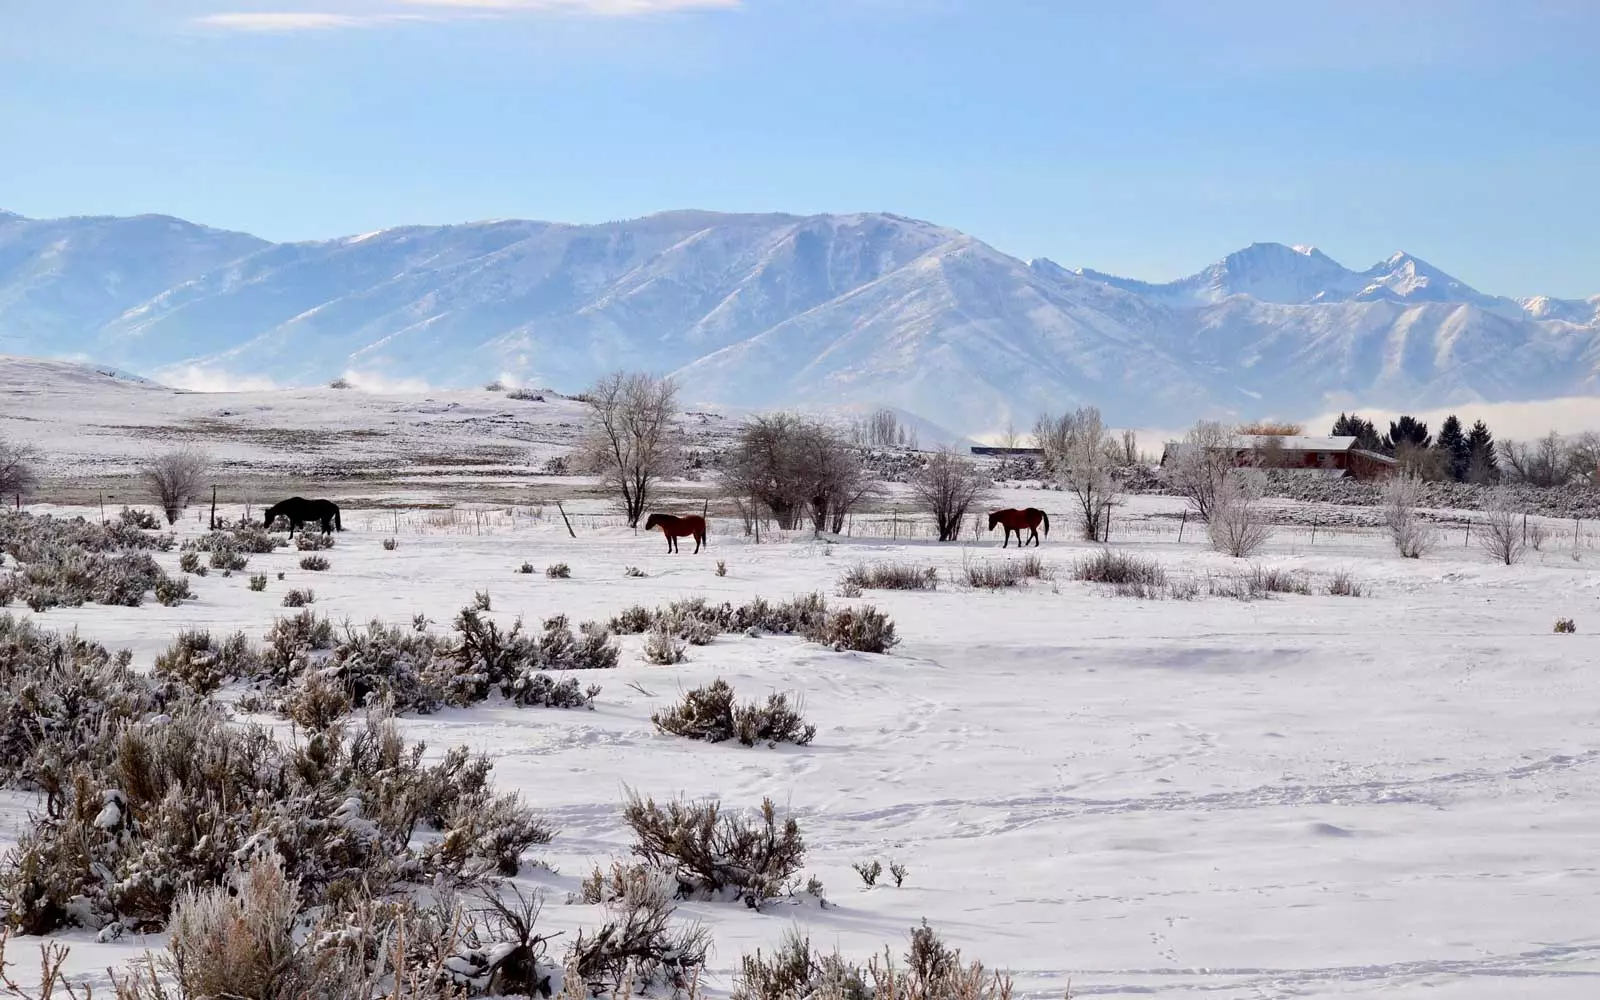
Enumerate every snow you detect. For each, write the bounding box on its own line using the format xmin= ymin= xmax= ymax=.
xmin=3 ymin=484 xmax=1599 ymax=997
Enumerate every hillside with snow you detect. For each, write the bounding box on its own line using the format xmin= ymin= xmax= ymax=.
xmin=1 ymin=209 xmax=1596 ymax=433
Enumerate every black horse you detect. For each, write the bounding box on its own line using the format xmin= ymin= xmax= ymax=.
xmin=263 ymin=497 xmax=343 ymax=534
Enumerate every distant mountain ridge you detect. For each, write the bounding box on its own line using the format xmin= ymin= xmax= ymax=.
xmin=0 ymin=208 xmax=1595 ymax=432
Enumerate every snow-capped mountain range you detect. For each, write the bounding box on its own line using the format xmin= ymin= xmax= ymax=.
xmin=1 ymin=208 xmax=1595 ymax=433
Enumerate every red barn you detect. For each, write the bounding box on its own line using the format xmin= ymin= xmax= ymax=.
xmin=1161 ymin=435 xmax=1396 ymax=482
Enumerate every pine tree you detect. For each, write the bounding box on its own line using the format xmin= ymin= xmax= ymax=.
xmin=1435 ymin=415 xmax=1470 ymax=482
xmin=1466 ymin=420 xmax=1499 ymax=484
xmin=1383 ymin=416 xmax=1431 ymax=453
xmin=1331 ymin=413 xmax=1382 ymax=452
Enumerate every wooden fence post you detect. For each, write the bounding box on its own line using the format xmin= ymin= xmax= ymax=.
xmin=210 ymin=485 xmax=218 ymax=531
xmin=556 ymin=501 xmax=576 ymax=539
xmin=1177 ymin=510 xmax=1187 ymax=543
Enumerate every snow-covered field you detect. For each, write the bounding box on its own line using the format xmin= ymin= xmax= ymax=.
xmin=5 ymin=488 xmax=1599 ymax=998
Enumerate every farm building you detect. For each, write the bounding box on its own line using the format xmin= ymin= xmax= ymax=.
xmin=1160 ymin=435 xmax=1397 ymax=481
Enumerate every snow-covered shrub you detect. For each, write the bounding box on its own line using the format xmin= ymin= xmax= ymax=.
xmin=210 ymin=548 xmax=250 ymax=572
xmin=545 ymin=562 xmax=571 ymax=579
xmin=853 ymin=859 xmax=882 ymax=886
xmin=570 ymin=862 xmax=709 ymax=997
xmin=155 ymin=573 xmax=193 ymax=606
xmin=1383 ymin=475 xmax=1435 ymax=559
xmin=1555 ymin=617 xmax=1577 ymax=634
xmin=622 ymin=792 xmax=806 ymax=908
xmin=962 ymin=560 xmax=1023 ymax=589
xmin=184 ymin=524 xmax=284 ymax=555
xmin=0 ymin=509 xmax=174 ymax=560
xmin=1073 ymin=549 xmax=1166 ymax=586
xmin=839 ymin=562 xmax=938 ymax=592
xmin=295 ymin=531 xmax=335 ymax=551
xmin=285 ymin=669 xmax=353 ymax=730
xmin=12 ymin=547 xmax=173 ymax=610
xmin=382 ymin=537 xmax=398 ymax=551
xmin=1 ymin=708 xmax=551 ymax=935
xmin=119 ymin=507 xmax=163 ymax=530
xmin=803 ymin=605 xmax=898 ymax=653
xmin=162 ymin=850 xmax=301 ymax=1000
xmin=300 ymin=555 xmax=330 ymax=572
xmin=503 ymin=671 xmax=600 ymax=710
xmin=624 ymin=565 xmax=647 ymax=578
xmin=282 ymin=588 xmax=316 ymax=608
xmin=518 ymin=562 xmax=535 ymax=574
xmin=733 ymin=923 xmax=1010 ymax=1000
xmin=262 ymin=610 xmax=334 ymax=679
xmin=248 ymin=573 xmax=268 ymax=592
xmin=509 ymin=388 xmax=546 ymax=403
xmin=1207 ymin=470 xmax=1274 ymax=558
xmin=608 ymin=593 xmax=832 ymax=640
xmin=179 ymin=551 xmax=203 ymax=573
xmin=154 ymin=630 xmax=259 ymax=695
xmin=653 ymin=680 xmax=816 ymax=748
xmin=643 ymin=625 xmax=687 ymax=665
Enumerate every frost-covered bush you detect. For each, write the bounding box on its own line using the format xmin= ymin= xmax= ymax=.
xmin=1208 ymin=470 xmax=1275 ymax=558
xmin=119 ymin=507 xmax=162 ymax=530
xmin=295 ymin=532 xmax=336 ymax=551
xmin=652 ymin=679 xmax=815 ymax=748
xmin=642 ymin=625 xmax=687 ymax=665
xmin=0 ymin=709 xmax=552 ymax=935
xmin=802 ymin=604 xmax=898 ymax=653
xmin=184 ymin=524 xmax=285 ymax=555
xmin=733 ymin=922 xmax=1011 ymax=1000
xmin=300 ymin=555 xmax=330 ymax=572
xmin=180 ymin=551 xmax=203 ymax=574
xmin=1327 ymin=570 xmax=1365 ymax=597
xmin=503 ymin=671 xmax=600 ymax=710
xmin=11 ymin=547 xmax=177 ymax=610
xmin=154 ymin=630 xmax=260 ymax=695
xmin=0 ymin=509 xmax=174 ymax=559
xmin=545 ymin=562 xmax=571 ymax=579
xmin=622 ymin=792 xmax=806 ymax=907
xmin=209 ymin=548 xmax=250 ymax=572
xmin=1555 ymin=617 xmax=1577 ymax=634
xmin=282 ymin=588 xmax=316 ymax=608
xmin=1383 ymin=475 xmax=1436 ymax=559
xmin=570 ymin=862 xmax=710 ymax=996
xmin=155 ymin=573 xmax=194 ymax=606
xmin=249 ymin=573 xmax=268 ymax=592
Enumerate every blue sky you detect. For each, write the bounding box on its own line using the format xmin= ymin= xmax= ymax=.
xmin=4 ymin=0 xmax=1597 ymax=297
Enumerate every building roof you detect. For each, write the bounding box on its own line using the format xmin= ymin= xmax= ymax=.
xmin=1234 ymin=435 xmax=1358 ymax=451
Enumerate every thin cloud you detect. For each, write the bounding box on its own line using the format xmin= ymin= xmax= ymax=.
xmin=195 ymin=0 xmax=739 ymax=31
xmin=195 ymin=11 xmax=425 ymax=31
xmin=399 ymin=0 xmax=741 ymax=11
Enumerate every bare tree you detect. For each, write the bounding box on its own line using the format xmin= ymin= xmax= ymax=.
xmin=1501 ymin=432 xmax=1573 ymax=488
xmin=1394 ymin=441 xmax=1448 ymax=481
xmin=1117 ymin=428 xmax=1140 ymax=466
xmin=722 ymin=415 xmax=876 ymax=534
xmin=1207 ymin=469 xmax=1274 ymax=557
xmin=998 ymin=419 xmax=1021 ymax=451
xmin=143 ymin=448 xmax=210 ymax=525
xmin=1165 ymin=420 xmax=1236 ymax=521
xmin=581 ymin=372 xmax=679 ymax=528
xmin=1568 ymin=432 xmax=1600 ymax=487
xmin=1382 ymin=474 xmax=1435 ymax=558
xmin=1477 ymin=488 xmax=1527 ymax=565
xmin=856 ymin=408 xmax=912 ymax=450
xmin=1236 ymin=420 xmax=1304 ymax=436
xmin=1038 ymin=406 xmax=1121 ymax=541
xmin=0 ymin=436 xmax=39 ymax=502
xmin=909 ymin=447 xmax=988 ymax=542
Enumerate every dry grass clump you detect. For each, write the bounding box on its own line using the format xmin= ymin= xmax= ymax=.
xmin=840 ymin=562 xmax=939 ymax=592
xmin=1326 ymin=570 xmax=1365 ymax=597
xmin=1073 ymin=549 xmax=1165 ymax=586
xmin=281 ymin=587 xmax=316 ymax=608
xmin=299 ymin=555 xmax=330 ymax=572
xmin=652 ymin=679 xmax=815 ymax=748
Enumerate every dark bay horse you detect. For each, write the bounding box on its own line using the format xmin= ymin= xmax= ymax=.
xmin=644 ymin=513 xmax=707 ymax=554
xmin=264 ymin=497 xmax=343 ymax=535
xmin=989 ymin=507 xmax=1049 ymax=548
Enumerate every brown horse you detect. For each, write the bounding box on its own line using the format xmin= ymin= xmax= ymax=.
xmin=644 ymin=513 xmax=707 ymax=554
xmin=988 ymin=507 xmax=1049 ymax=548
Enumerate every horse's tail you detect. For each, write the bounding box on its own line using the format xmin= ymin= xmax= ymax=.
xmin=335 ymin=506 xmax=343 ymax=531
xmin=1039 ymin=510 xmax=1050 ymax=537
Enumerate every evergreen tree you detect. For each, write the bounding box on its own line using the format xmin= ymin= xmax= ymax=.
xmin=1383 ymin=416 xmax=1431 ymax=453
xmin=1435 ymin=414 xmax=1470 ymax=482
xmin=1466 ymin=419 xmax=1499 ymax=484
xmin=1331 ymin=413 xmax=1382 ymax=452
